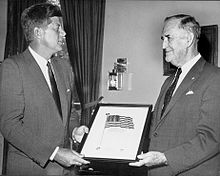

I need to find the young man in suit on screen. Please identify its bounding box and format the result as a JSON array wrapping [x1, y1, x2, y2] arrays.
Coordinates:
[[0, 3, 89, 175], [130, 14, 220, 175]]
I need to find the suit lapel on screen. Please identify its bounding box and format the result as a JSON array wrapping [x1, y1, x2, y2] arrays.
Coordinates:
[[159, 58, 206, 122], [154, 76, 174, 121], [51, 58, 69, 124], [22, 49, 66, 124], [22, 49, 52, 94]]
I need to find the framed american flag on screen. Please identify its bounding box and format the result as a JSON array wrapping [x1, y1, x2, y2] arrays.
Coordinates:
[[79, 103, 152, 163]]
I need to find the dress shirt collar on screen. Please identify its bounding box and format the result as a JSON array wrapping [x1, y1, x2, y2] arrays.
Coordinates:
[[173, 53, 201, 95], [28, 46, 49, 66], [181, 53, 201, 75], [28, 46, 52, 91]]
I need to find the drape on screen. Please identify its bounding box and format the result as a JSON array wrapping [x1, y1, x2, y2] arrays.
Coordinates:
[[60, 0, 106, 125], [4, 0, 46, 59]]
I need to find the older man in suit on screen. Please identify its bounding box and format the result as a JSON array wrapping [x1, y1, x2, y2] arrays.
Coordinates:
[[130, 14, 220, 175], [0, 3, 89, 175]]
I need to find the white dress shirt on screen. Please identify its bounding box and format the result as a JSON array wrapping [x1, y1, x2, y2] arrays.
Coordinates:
[[173, 53, 201, 95]]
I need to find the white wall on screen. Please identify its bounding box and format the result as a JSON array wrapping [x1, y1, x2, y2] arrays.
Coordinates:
[[101, 1, 220, 105]]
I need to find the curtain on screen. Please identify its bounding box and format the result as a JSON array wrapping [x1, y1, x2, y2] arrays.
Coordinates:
[[4, 0, 46, 59], [60, 0, 106, 125]]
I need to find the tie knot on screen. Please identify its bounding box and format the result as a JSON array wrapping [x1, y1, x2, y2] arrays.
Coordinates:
[[47, 61, 51, 67], [176, 67, 182, 77]]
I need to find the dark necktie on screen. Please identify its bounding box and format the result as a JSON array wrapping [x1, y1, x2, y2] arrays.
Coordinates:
[[161, 67, 182, 117], [47, 61, 62, 118]]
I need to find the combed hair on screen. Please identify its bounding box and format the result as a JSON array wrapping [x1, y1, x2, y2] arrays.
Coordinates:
[[165, 14, 201, 40], [21, 3, 62, 43]]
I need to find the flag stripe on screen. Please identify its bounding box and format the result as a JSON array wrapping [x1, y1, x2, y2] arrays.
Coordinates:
[[105, 114, 134, 129]]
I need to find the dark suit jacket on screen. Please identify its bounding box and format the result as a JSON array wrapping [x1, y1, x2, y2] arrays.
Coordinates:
[[0, 49, 79, 175], [148, 57, 220, 176]]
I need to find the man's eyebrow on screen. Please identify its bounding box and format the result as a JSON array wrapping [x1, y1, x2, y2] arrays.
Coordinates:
[[53, 22, 60, 26], [161, 35, 170, 40], [51, 22, 61, 28]]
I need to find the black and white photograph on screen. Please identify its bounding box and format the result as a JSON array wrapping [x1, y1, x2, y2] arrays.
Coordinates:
[[0, 0, 220, 176]]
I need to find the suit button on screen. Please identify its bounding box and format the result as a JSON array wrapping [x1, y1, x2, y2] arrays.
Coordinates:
[[153, 132, 158, 137]]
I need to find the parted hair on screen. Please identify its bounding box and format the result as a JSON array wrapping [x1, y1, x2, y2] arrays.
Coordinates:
[[165, 14, 201, 40], [21, 3, 62, 43]]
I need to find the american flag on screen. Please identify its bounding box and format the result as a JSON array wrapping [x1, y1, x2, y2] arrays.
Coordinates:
[[105, 113, 134, 129]]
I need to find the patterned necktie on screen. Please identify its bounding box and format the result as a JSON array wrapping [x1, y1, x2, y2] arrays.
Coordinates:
[[47, 61, 62, 118], [161, 67, 182, 117]]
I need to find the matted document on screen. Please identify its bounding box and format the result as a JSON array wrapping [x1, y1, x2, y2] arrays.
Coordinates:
[[79, 103, 152, 163]]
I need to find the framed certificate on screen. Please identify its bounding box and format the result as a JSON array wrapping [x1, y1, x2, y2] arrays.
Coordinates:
[[79, 103, 153, 163]]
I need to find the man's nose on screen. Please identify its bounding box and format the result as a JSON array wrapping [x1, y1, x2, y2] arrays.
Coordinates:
[[162, 38, 168, 49], [60, 28, 66, 37]]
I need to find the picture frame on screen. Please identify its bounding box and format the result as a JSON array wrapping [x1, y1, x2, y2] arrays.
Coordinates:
[[79, 103, 153, 163]]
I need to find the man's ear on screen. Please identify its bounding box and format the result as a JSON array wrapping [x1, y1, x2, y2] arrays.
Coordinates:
[[33, 27, 43, 39], [187, 32, 194, 47]]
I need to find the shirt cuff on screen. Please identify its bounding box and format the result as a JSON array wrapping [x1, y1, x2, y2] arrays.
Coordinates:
[[49, 146, 59, 161]]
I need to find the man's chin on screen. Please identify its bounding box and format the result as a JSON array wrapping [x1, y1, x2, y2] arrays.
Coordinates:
[[52, 48, 63, 56], [165, 57, 172, 63], [165, 58, 178, 67], [55, 46, 63, 53]]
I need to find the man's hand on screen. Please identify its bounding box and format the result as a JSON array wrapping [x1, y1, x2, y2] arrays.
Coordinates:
[[54, 148, 90, 167], [129, 151, 167, 167], [72, 125, 89, 143]]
